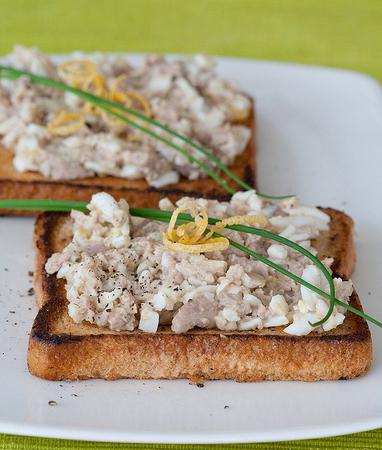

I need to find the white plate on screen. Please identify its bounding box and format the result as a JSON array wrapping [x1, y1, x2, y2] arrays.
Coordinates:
[[0, 54, 381, 444]]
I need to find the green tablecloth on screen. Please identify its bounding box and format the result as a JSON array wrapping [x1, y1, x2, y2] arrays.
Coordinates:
[[0, 0, 381, 82], [0, 0, 381, 448], [2, 429, 382, 450]]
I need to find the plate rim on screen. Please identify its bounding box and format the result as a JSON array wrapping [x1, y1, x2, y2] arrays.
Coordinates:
[[0, 52, 381, 444], [1, 416, 381, 444]]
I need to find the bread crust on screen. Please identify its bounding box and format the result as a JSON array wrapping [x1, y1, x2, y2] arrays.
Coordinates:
[[312, 207, 356, 278], [0, 104, 256, 215], [28, 311, 371, 382], [28, 209, 371, 382]]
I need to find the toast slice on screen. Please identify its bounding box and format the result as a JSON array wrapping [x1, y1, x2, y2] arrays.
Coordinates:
[[0, 106, 256, 216], [28, 207, 371, 382]]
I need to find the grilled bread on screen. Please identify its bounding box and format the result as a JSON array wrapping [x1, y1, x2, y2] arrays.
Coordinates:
[[28, 207, 371, 382], [0, 106, 256, 215]]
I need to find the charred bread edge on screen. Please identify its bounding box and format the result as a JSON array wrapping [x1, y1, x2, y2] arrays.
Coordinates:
[[313, 207, 356, 279]]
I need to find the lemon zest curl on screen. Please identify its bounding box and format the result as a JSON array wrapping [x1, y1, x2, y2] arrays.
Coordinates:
[[48, 60, 152, 138], [163, 203, 267, 254]]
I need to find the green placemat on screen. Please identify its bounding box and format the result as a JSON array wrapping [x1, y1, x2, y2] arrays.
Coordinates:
[[0, 0, 381, 82], [1, 428, 382, 449], [0, 0, 381, 448]]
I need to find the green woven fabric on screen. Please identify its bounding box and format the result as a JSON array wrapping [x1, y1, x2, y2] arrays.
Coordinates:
[[0, 0, 381, 448], [1, 428, 382, 450], [0, 0, 381, 82]]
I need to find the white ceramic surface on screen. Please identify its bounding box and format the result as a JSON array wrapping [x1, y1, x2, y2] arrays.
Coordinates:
[[0, 55, 381, 443]]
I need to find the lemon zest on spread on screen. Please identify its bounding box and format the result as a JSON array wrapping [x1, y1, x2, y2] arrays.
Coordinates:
[[166, 202, 192, 239], [176, 209, 208, 244], [124, 91, 152, 141], [101, 100, 131, 127], [163, 202, 229, 253], [215, 214, 267, 229], [163, 204, 267, 254], [58, 60, 97, 87], [57, 61, 151, 139], [163, 235, 229, 254], [110, 74, 129, 98], [125, 91, 151, 118], [82, 74, 108, 115], [47, 111, 84, 136], [109, 77, 153, 121], [83, 73, 106, 95], [109, 89, 132, 105]]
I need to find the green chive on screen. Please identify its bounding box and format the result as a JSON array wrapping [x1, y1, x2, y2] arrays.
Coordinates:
[[0, 199, 88, 211], [0, 64, 293, 200], [0, 199, 375, 330]]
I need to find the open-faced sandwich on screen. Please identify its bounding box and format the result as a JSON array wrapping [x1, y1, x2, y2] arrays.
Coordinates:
[[27, 191, 371, 382], [0, 46, 255, 213], [0, 49, 378, 384]]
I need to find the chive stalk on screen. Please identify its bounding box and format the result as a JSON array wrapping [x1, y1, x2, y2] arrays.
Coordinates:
[[0, 199, 379, 330], [0, 64, 293, 200]]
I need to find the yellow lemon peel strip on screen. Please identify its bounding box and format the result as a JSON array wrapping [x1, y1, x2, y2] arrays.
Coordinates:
[[166, 202, 194, 240], [108, 75, 134, 126], [124, 91, 152, 141], [196, 214, 266, 244], [82, 74, 108, 115], [101, 98, 132, 128], [163, 234, 229, 254], [47, 111, 84, 136], [56, 63, 151, 140], [110, 74, 129, 99], [164, 202, 229, 253], [83, 73, 106, 95], [109, 90, 132, 105], [101, 90, 151, 137], [164, 204, 268, 254], [215, 213, 267, 229], [126, 91, 151, 117], [58, 60, 97, 87], [176, 210, 208, 244]]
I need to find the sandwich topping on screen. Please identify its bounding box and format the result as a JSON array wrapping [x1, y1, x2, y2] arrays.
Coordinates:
[[0, 46, 251, 187], [45, 192, 353, 336]]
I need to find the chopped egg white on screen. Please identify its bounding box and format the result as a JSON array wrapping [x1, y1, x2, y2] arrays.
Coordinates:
[[44, 191, 353, 336], [139, 305, 159, 333], [267, 244, 287, 260]]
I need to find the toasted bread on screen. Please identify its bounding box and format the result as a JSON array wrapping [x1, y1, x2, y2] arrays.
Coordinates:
[[28, 207, 371, 382], [0, 105, 256, 216]]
